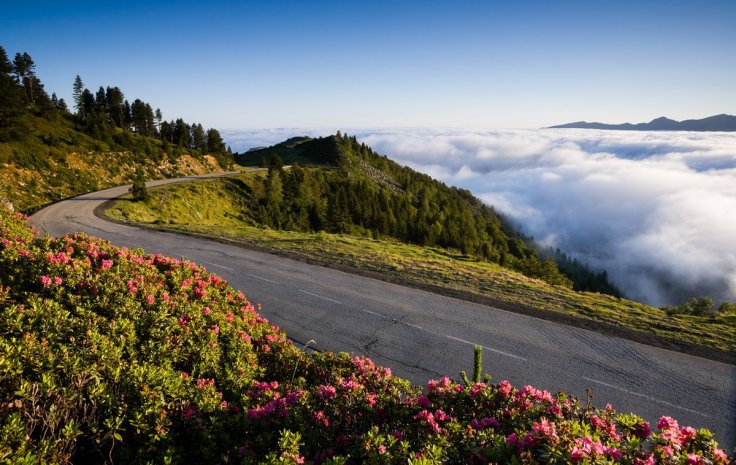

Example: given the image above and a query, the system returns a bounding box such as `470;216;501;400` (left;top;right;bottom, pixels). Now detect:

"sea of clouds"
223;128;736;307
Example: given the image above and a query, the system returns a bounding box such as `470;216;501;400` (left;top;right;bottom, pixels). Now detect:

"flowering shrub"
0;208;732;464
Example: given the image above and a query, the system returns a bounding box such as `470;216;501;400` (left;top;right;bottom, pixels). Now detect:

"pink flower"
203;307;211;316
53;276;63;286
315;385;337;400
571;446;585;463
658;416;678;431
312;410;329;427
101;259;113;269
40;275;52;287
606;447;622;460
685;453;703;465
498;380;513;397
680;426;697;443
633;453;656;465
470;382;487;398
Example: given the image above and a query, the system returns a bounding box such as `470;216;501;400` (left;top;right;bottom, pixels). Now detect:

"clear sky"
2;0;735;129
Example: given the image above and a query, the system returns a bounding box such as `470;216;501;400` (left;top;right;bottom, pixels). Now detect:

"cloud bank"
225;128;736;307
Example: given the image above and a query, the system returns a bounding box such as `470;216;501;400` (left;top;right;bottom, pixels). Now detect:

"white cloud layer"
225;128;736;307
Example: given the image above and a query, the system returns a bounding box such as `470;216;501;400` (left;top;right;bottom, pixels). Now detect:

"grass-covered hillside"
238;133;614;292
0;46;233;212
1;206;731;464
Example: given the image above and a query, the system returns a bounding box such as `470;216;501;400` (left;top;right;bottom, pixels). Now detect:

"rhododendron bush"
0;208;731;464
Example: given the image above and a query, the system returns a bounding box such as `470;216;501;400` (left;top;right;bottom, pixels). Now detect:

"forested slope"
238;133;617;292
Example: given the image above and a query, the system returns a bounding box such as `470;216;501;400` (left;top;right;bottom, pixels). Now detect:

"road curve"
29;176;736;450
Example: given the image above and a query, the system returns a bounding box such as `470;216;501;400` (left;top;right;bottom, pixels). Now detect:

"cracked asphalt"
29;176;736;450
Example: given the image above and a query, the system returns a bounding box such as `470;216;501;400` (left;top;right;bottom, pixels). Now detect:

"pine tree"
80;89;96;118
105;86;125;127
72;75;84;116
12;52;35;103
154;108;162;134
0;47;27;141
130;167;148;201
191;123;206;149
206;128;225;154
0;46;12;75
95;86;107;114
56;98;68;113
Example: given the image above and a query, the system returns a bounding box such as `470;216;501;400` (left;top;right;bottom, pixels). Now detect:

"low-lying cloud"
225;128;736;307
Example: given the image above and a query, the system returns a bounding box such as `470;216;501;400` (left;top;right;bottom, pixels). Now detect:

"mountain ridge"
549;113;736;131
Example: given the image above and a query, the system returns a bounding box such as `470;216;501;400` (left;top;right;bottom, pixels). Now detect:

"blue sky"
2;0;735;129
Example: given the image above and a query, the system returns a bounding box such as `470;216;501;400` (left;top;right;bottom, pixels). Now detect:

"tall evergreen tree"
206;128;225;154
95;86;107;114
123;99;132;128
80;89;96;119
56;97;68;113
72;75;84;116
131;99;150;135
191;123;206;150
154;108;162;134
105;86;125;127
0;47;27;141
12;52;35;103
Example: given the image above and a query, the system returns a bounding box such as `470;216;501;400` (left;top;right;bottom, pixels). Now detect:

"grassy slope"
0;113;228;212
105;173;736;354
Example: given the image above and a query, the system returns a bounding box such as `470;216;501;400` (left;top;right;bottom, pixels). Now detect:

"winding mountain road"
29;175;736;450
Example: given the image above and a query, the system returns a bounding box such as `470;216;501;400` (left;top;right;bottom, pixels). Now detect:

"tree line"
0;46;229;162
248;133;575;288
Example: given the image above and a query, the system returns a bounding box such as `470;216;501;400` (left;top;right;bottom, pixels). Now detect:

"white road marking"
401;321;423;330
205;261;233;271
361;308;388;318
446;335;527;361
299;289;342;304
247;273;279;284
582;377;707;417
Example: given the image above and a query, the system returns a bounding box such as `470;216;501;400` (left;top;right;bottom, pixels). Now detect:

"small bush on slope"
0;208;731;464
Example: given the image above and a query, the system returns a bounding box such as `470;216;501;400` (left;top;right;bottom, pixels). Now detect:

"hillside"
0;46;233;212
1;205;731;464
239;133;617;294
549;114;736;131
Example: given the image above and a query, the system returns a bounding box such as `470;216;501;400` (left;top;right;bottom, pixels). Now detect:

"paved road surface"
29;176;736;450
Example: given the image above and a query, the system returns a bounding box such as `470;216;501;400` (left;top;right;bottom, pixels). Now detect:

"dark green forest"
238;133;619;293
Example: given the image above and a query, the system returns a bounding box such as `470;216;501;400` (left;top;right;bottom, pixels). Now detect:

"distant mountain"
549;114;736;132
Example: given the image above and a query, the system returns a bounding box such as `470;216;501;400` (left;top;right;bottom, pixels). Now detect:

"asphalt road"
29;176;736;450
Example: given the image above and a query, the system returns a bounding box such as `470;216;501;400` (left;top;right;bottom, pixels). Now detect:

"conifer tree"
72;75;84;116
154;108;162;133
206;128;225;154
130;167;148;201
0;47;27;141
12;52;35;103
95;86;107;113
191;123;206;149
